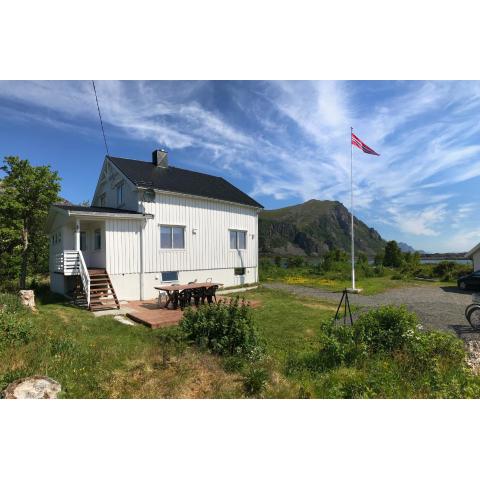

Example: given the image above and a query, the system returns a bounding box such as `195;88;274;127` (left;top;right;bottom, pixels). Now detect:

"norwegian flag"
351;133;380;156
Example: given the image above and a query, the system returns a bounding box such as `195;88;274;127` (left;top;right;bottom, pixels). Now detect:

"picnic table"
154;282;223;310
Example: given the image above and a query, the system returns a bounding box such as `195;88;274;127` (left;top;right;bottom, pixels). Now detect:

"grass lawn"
1;286;476;398
262;270;455;295
0;288;339;398
0;291;244;398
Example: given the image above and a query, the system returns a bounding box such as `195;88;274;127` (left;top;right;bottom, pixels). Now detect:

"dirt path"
263;282;479;340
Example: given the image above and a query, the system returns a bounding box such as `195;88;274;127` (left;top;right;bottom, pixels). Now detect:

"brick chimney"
152;149;168;168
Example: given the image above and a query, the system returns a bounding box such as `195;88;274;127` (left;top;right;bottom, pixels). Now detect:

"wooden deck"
125;297;261;329
126;301;183;329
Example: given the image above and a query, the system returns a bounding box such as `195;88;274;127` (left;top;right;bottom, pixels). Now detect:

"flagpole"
350;126;355;290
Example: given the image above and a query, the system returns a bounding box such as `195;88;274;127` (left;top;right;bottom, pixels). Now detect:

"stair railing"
76;250;90;308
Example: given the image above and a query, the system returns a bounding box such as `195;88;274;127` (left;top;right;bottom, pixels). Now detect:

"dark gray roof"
54;204;141;215
108;156;263;208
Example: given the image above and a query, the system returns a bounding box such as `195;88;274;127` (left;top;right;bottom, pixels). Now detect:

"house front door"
80;231;90;266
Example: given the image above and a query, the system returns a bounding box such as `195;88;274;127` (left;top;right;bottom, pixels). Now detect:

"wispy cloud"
1;80;480;251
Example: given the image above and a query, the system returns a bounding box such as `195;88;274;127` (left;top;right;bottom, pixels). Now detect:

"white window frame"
94;229;101;250
160;225;186;250
116;182;124;207
99;193;106;207
161;271;179;282
229;229;247;250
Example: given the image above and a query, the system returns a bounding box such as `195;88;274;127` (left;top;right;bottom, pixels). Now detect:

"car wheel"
460;281;467;290
466;303;478;320
468;306;480;330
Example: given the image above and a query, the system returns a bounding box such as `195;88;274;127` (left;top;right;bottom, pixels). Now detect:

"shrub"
0;293;36;348
404;330;466;373
0;292;24;315
180;297;262;357
286;256;305;268
352;305;420;354
243;367;269;397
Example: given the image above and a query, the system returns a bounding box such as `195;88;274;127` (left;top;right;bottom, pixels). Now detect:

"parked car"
458;271;480;290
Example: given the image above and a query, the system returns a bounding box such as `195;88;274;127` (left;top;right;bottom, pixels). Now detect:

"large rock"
465;341;480;374
3;376;61;399
18;290;37;312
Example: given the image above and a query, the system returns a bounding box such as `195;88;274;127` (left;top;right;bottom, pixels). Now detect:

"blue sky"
0;80;479;253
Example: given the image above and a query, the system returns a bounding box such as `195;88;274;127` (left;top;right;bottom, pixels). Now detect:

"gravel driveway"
263;282;479;340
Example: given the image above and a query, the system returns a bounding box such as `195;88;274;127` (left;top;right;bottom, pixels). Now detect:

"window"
99;193;106;207
162;271;179;282
229;230;247;249
80;231;87;251
234;267;246;276
160;225;185;249
116;182;124;206
94;229;101;250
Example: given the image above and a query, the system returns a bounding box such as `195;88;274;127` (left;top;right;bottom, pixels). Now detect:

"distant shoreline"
420;253;467;260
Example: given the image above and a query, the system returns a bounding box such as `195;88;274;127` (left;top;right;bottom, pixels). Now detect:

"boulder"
465;341;480;374
18;290;37;312
3;376;61;399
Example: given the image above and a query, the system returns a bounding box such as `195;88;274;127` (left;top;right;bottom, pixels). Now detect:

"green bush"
286;256;305;268
432;261;472;281
284;305;479;398
352;305;419;354
243;367;269;396
0;292;36;348
180;297;263;357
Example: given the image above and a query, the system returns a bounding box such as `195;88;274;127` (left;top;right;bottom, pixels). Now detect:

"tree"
383;241;403;268
374;250;384;266
286;256;305;268
357;252;369;265
0;156;61;288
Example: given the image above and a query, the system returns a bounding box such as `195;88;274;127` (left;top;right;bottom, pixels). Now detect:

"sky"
0;80;479;253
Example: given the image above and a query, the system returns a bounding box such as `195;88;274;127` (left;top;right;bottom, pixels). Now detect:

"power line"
91;80;110;157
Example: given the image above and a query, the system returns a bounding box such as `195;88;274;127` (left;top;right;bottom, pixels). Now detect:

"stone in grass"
114;315;137;326
3;376;61;399
18;290;37;312
466;341;480;374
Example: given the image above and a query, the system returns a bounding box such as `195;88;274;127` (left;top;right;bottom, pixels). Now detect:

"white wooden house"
47;150;263;310
467;242;480;271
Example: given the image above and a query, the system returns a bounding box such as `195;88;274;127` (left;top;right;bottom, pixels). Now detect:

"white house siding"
105;219;141;274
92;159;139;211
142;192;258;273
474;250;480;271
102;193;259;300
50;272;66;295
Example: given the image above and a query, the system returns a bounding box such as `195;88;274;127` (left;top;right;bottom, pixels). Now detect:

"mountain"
398;242;427;254
259;199;386;257
398;242;416;253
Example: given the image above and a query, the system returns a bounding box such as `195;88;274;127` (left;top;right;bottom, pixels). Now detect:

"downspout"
139;219;145;300
138;194;145;301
